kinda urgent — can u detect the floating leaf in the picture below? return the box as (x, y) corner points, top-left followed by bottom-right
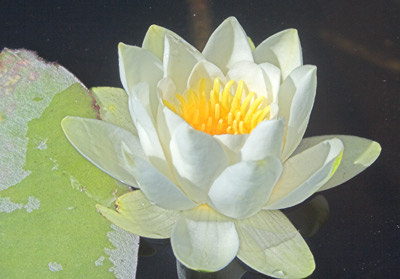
(0, 48), (77, 191)
(0, 49), (138, 278)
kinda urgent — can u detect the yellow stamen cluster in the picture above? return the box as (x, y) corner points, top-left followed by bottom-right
(163, 78), (271, 135)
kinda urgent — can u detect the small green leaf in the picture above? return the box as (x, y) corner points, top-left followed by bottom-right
(91, 86), (137, 135)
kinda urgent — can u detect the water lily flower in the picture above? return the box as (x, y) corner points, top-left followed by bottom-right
(61, 17), (381, 278)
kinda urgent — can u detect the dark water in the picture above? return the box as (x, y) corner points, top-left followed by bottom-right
(2, 1), (399, 278)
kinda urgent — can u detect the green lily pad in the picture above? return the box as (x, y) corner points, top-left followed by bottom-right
(0, 49), (138, 278)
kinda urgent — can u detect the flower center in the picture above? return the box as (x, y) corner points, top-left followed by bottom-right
(163, 78), (271, 135)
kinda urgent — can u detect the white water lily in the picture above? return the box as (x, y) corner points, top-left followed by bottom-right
(61, 17), (381, 278)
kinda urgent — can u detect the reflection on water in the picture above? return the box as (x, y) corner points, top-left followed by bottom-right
(177, 258), (246, 279)
(284, 195), (330, 238)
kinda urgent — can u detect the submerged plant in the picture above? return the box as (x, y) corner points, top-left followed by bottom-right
(62, 17), (381, 278)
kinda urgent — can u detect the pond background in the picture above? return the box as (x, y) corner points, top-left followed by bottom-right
(1, 0), (399, 278)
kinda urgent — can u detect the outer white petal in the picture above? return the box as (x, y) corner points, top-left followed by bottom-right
(61, 116), (143, 186)
(142, 24), (187, 61)
(241, 119), (286, 161)
(129, 83), (172, 179)
(203, 17), (253, 74)
(171, 206), (239, 272)
(97, 190), (179, 239)
(170, 124), (230, 203)
(122, 149), (197, 210)
(258, 62), (281, 104)
(265, 138), (344, 210)
(227, 61), (269, 101)
(118, 43), (163, 117)
(236, 210), (315, 278)
(278, 65), (317, 161)
(293, 135), (381, 191)
(208, 157), (282, 219)
(187, 60), (227, 95)
(254, 29), (303, 80)
(163, 34), (204, 94)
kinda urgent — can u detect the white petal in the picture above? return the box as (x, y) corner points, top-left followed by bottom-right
(170, 124), (230, 203)
(226, 60), (269, 101)
(254, 29), (303, 80)
(294, 135), (381, 191)
(118, 43), (163, 117)
(129, 83), (172, 179)
(97, 190), (179, 239)
(155, 104), (172, 156)
(155, 80), (181, 160)
(163, 107), (188, 138)
(214, 134), (247, 153)
(209, 157), (282, 219)
(171, 205), (239, 272)
(187, 60), (227, 95)
(241, 119), (285, 161)
(61, 116), (143, 186)
(142, 24), (187, 61)
(269, 102), (279, 120)
(129, 81), (151, 122)
(163, 34), (204, 94)
(236, 210), (315, 278)
(278, 65), (317, 161)
(121, 150), (196, 210)
(158, 76), (178, 106)
(258, 62), (281, 104)
(203, 17), (253, 74)
(266, 138), (344, 210)
(160, 107), (196, 167)
(214, 133), (248, 164)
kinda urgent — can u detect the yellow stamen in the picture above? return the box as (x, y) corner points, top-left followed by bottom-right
(235, 111), (241, 123)
(193, 109), (200, 125)
(258, 105), (271, 121)
(213, 78), (220, 95)
(240, 92), (255, 115)
(228, 112), (233, 125)
(210, 90), (217, 108)
(250, 110), (263, 129)
(163, 100), (177, 114)
(163, 78), (272, 135)
(188, 89), (198, 105)
(206, 116), (213, 131)
(199, 78), (206, 99)
(239, 121), (246, 134)
(221, 80), (234, 108)
(176, 94), (186, 106)
(215, 103), (220, 119)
